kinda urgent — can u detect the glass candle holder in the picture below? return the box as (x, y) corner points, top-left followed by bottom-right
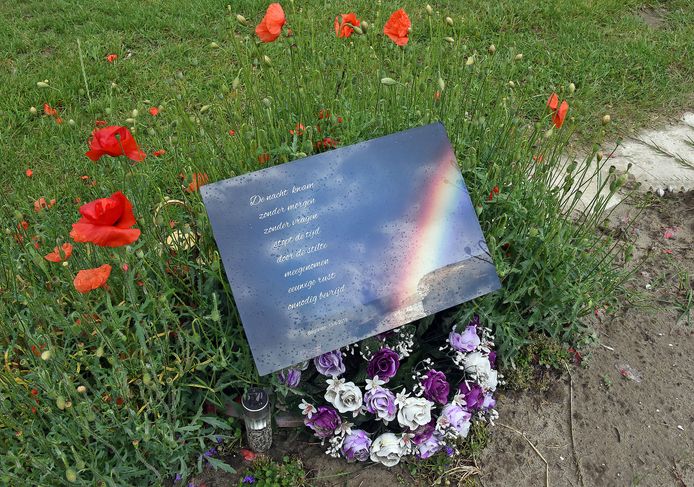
(242, 388), (272, 452)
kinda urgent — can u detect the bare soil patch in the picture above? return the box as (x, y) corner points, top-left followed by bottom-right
(477, 191), (694, 486)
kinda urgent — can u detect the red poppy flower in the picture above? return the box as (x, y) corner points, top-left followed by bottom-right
(149, 107), (159, 116)
(434, 91), (441, 101)
(95, 120), (107, 127)
(228, 129), (236, 136)
(33, 197), (55, 212)
(70, 191), (141, 247)
(106, 54), (118, 63)
(318, 109), (331, 119)
(552, 100), (569, 129)
(31, 388), (38, 396)
(44, 243), (73, 262)
(488, 185), (500, 201)
(255, 3), (286, 43)
(18, 221), (29, 231)
(73, 264), (112, 293)
(334, 13), (359, 38)
(55, 117), (63, 125)
(85, 126), (146, 162)
(315, 137), (338, 151)
(153, 149), (166, 157)
(258, 153), (271, 165)
(26, 169), (33, 177)
(43, 104), (57, 117)
(186, 173), (210, 193)
(383, 9), (411, 46)
(240, 449), (257, 461)
(289, 123), (305, 136)
(547, 93), (559, 111)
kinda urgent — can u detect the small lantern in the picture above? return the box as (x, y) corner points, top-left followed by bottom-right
(242, 388), (272, 452)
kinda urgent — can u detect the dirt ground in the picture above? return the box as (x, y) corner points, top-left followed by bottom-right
(477, 191), (694, 487)
(190, 192), (693, 487)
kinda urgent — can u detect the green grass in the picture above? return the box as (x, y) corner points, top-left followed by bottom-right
(0, 0), (689, 485)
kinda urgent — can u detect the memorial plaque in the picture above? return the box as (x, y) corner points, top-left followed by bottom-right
(201, 123), (501, 375)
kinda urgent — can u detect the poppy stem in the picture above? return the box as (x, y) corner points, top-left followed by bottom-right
(77, 39), (93, 105)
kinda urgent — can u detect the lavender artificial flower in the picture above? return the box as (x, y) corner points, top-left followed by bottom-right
(412, 421), (436, 445)
(366, 348), (400, 381)
(417, 432), (443, 459)
(242, 475), (256, 484)
(363, 386), (397, 422)
(481, 392), (496, 410)
(421, 369), (450, 405)
(457, 381), (485, 411)
(449, 324), (480, 353)
(174, 473), (182, 483)
(304, 405), (341, 438)
(440, 403), (472, 438)
(341, 429), (372, 462)
(278, 368), (301, 387)
(314, 350), (345, 377)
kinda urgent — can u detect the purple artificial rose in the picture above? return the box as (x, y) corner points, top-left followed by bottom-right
(341, 429), (372, 462)
(363, 386), (397, 422)
(412, 421), (436, 445)
(314, 350), (345, 377)
(481, 393), (496, 410)
(457, 381), (485, 411)
(421, 369), (450, 405)
(304, 405), (341, 439)
(488, 351), (497, 369)
(366, 348), (400, 381)
(449, 324), (480, 353)
(440, 403), (472, 437)
(417, 432), (443, 459)
(277, 368), (301, 387)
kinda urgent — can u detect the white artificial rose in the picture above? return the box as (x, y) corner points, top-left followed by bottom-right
(369, 432), (405, 467)
(325, 381), (363, 414)
(396, 397), (433, 430)
(463, 352), (497, 391)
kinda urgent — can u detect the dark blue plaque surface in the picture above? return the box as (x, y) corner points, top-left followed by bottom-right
(201, 123), (500, 375)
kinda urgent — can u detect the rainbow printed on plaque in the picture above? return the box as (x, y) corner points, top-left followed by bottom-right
(202, 123), (501, 376)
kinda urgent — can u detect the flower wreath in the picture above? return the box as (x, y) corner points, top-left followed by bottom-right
(275, 315), (500, 466)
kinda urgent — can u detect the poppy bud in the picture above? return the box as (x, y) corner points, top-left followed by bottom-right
(544, 128), (554, 138)
(466, 56), (474, 66)
(488, 44), (496, 54)
(29, 106), (37, 115)
(236, 14), (247, 25)
(200, 105), (211, 113)
(262, 97), (272, 107)
(77, 385), (87, 394)
(508, 80), (515, 87)
(380, 77), (397, 85)
(263, 55), (271, 66)
(66, 468), (77, 483)
(105, 107), (112, 114)
(37, 81), (49, 88)
(95, 346), (104, 357)
(514, 53), (523, 61)
(445, 16), (453, 26)
(426, 4), (433, 15)
(41, 350), (51, 361)
(56, 396), (66, 410)
(143, 373), (152, 385)
(232, 77), (241, 90)
(602, 114), (611, 125)
(361, 21), (369, 32)
(596, 151), (603, 162)
(438, 77), (445, 91)
(111, 82), (117, 89)
(148, 128), (156, 136)
(131, 109), (139, 118)
(352, 25), (363, 35)
(444, 37), (454, 43)
(568, 82), (576, 94)
(68, 119), (76, 126)
(209, 42), (219, 48)
(125, 118), (136, 124)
